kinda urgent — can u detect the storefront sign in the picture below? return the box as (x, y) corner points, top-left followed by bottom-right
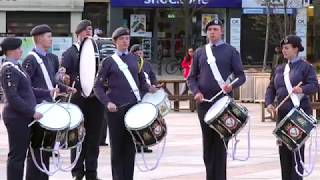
(230, 18), (241, 53)
(295, 8), (307, 58)
(111, 0), (241, 8)
(243, 8), (295, 14)
(242, 0), (304, 8)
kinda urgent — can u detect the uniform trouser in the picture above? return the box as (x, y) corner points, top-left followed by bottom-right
(279, 145), (304, 180)
(4, 117), (30, 180)
(278, 112), (305, 180)
(71, 96), (104, 178)
(197, 103), (227, 180)
(100, 111), (108, 144)
(107, 105), (136, 180)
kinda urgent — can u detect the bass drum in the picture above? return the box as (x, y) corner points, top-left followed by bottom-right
(79, 37), (100, 97)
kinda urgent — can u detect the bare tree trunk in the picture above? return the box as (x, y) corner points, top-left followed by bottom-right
(184, 12), (192, 53)
(283, 0), (288, 36)
(263, 1), (271, 72)
(153, 8), (162, 75)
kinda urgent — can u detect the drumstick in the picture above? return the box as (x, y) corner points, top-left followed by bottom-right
(28, 99), (62, 127)
(203, 77), (239, 102)
(275, 81), (303, 111)
(52, 84), (58, 101)
(155, 83), (164, 88)
(67, 81), (76, 104)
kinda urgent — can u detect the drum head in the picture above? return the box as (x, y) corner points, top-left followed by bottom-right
(79, 37), (98, 97)
(204, 96), (230, 123)
(59, 103), (83, 129)
(125, 103), (158, 129)
(36, 103), (70, 130)
(142, 88), (166, 105)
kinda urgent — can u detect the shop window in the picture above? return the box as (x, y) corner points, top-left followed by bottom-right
(6, 12), (70, 36)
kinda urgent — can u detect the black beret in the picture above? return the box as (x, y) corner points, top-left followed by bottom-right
(0, 37), (22, 56)
(112, 27), (130, 41)
(130, 44), (142, 53)
(30, 24), (52, 36)
(280, 35), (304, 52)
(205, 18), (223, 32)
(75, 20), (92, 34)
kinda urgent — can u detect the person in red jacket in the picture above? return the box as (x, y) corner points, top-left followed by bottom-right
(180, 48), (193, 94)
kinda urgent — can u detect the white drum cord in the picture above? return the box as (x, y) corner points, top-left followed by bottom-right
(59, 130), (86, 172)
(294, 125), (318, 177)
(231, 115), (251, 161)
(29, 143), (61, 176)
(222, 115), (251, 161)
(135, 137), (166, 172)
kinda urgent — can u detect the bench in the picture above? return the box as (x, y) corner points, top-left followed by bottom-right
(158, 79), (196, 112)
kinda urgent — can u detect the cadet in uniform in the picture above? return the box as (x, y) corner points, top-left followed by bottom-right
(61, 20), (104, 180)
(22, 24), (74, 180)
(0, 37), (51, 180)
(129, 44), (157, 153)
(187, 18), (246, 180)
(265, 35), (319, 180)
(94, 27), (157, 180)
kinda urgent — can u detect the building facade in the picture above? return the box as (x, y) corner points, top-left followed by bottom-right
(108, 0), (242, 62)
(0, 0), (84, 36)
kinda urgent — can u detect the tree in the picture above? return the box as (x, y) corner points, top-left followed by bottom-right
(179, 0), (212, 56)
(259, 0), (303, 71)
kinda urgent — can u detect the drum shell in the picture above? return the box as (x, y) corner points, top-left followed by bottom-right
(59, 103), (85, 149)
(273, 108), (317, 151)
(30, 124), (68, 150)
(205, 98), (248, 140)
(142, 89), (171, 117)
(128, 116), (167, 147)
(65, 120), (85, 148)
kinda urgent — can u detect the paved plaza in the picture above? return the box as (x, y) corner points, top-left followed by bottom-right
(0, 103), (320, 180)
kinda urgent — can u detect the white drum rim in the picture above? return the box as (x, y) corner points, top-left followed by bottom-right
(142, 88), (167, 105)
(58, 102), (84, 129)
(124, 102), (159, 130)
(36, 103), (71, 131)
(204, 96), (231, 123)
(79, 37), (97, 97)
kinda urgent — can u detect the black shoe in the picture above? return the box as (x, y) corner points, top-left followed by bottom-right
(137, 147), (142, 153)
(86, 177), (102, 180)
(143, 147), (153, 153)
(100, 142), (108, 146)
(73, 176), (83, 180)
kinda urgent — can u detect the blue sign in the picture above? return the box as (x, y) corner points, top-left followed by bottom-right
(111, 0), (241, 8)
(243, 8), (296, 15)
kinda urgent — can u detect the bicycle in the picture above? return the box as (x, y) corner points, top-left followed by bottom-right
(165, 60), (182, 74)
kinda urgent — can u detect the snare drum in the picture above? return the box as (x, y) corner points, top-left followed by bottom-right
(273, 107), (317, 151)
(142, 88), (171, 117)
(59, 103), (85, 149)
(30, 103), (70, 150)
(204, 96), (248, 140)
(125, 103), (167, 147)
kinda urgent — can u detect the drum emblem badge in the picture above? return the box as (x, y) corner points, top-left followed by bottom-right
(286, 124), (302, 139)
(160, 105), (166, 114)
(153, 123), (162, 136)
(223, 115), (237, 129)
